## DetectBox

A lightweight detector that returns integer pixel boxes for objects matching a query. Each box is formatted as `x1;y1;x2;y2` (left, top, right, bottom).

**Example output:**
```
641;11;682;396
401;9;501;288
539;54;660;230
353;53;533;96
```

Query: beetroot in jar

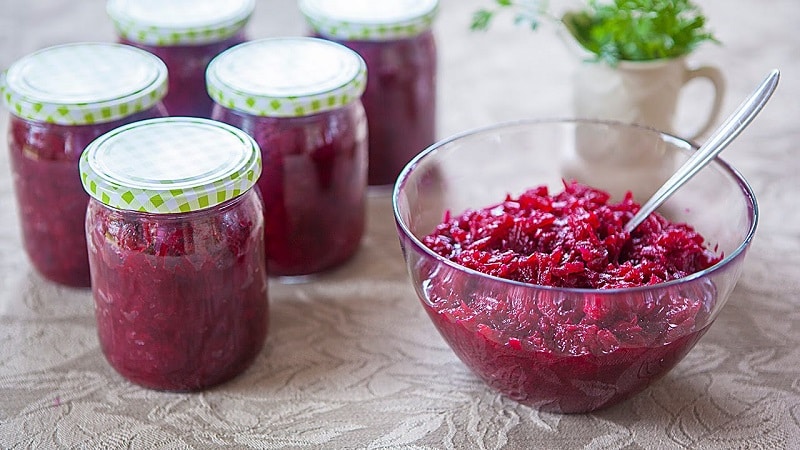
299;0;439;186
80;117;268;391
207;37;368;277
419;181;723;413
107;0;255;118
0;43;168;287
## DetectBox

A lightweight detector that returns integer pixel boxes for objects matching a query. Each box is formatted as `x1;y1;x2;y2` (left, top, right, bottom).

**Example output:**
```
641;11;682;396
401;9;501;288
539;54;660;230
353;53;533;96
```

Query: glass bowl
392;119;757;413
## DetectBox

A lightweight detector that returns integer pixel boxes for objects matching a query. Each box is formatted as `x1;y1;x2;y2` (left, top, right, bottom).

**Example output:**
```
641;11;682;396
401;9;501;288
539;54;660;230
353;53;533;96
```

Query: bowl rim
392;118;759;294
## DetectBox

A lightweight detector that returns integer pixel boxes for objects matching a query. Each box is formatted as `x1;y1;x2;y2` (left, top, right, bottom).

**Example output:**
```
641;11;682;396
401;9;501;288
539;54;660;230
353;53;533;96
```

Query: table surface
1;0;798;448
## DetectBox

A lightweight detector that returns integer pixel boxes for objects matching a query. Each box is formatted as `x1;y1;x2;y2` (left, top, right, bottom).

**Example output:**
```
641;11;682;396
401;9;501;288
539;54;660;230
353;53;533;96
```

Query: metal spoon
624;69;781;233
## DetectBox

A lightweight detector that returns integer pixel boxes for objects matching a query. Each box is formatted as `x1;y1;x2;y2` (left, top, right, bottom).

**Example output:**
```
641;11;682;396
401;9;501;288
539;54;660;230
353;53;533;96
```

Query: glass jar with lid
207;37;368;278
81;117;268;391
299;0;439;187
0;42;168;287
106;0;255;118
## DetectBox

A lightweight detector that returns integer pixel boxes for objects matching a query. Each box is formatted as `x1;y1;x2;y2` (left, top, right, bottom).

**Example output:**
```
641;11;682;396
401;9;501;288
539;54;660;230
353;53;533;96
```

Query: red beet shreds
422;181;722;289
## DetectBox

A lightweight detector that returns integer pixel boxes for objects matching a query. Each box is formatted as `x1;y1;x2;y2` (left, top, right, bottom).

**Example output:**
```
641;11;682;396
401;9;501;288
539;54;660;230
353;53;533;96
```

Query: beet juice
299;0;439;186
1;42;167;287
208;37;368;277
420;181;722;412
81;118;268;391
106;0;255;118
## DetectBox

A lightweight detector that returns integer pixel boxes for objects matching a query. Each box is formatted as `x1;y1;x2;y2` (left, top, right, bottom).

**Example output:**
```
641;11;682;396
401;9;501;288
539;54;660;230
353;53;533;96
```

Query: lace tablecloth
2;0;799;448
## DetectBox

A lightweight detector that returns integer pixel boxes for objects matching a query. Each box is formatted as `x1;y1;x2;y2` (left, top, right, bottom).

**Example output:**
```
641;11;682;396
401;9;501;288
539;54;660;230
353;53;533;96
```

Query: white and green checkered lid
80;117;261;214
107;0;255;46
0;43;167;125
298;0;439;41
206;37;367;118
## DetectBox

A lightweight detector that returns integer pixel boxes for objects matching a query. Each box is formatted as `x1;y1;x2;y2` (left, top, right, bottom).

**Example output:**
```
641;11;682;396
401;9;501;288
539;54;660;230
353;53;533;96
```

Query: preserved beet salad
80;118;268;392
107;0;255;118
208;37;368;277
0;42;168;287
420;181;722;413
299;0;439;186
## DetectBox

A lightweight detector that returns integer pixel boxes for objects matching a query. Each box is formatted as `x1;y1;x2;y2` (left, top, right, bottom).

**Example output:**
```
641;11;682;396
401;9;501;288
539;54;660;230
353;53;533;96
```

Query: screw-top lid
80;117;261;214
107;0;255;46
0;43;167;125
298;0;439;41
206;37;367;118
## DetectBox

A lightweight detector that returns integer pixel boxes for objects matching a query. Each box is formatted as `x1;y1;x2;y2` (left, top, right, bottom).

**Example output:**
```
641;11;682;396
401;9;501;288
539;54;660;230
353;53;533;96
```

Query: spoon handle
624;69;781;233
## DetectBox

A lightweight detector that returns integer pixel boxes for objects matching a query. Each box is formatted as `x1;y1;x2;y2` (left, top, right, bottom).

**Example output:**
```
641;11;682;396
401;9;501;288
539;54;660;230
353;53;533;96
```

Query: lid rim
0;43;168;125
106;0;256;45
298;0;439;41
80;117;262;214
206;37;367;118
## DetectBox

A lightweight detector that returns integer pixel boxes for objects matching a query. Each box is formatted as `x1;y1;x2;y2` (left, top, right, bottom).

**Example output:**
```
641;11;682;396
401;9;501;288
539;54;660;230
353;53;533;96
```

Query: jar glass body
121;32;245;118
212;102;368;277
85;188;268;391
323;30;437;186
7;106;166;287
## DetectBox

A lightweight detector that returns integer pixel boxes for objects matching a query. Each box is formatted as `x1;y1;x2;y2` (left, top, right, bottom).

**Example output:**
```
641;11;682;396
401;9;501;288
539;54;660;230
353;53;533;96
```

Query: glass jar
80;117;268;391
299;0;439;187
0;42;168;287
207;37;368;277
107;0;255;118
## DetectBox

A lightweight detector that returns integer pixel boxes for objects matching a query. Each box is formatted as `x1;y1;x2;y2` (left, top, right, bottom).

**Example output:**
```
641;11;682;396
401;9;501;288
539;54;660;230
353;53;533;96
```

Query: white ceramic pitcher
564;57;725;201
573;56;725;141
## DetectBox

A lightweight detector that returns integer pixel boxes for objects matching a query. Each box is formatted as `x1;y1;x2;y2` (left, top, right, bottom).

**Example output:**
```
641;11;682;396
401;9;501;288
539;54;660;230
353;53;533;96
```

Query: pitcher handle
685;65;726;141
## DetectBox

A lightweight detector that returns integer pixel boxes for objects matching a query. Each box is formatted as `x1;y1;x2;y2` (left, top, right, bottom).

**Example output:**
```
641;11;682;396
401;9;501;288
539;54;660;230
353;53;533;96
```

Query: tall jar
106;0;255;118
0;42;168;287
207;37;368;278
80;117;268;392
299;0;439;187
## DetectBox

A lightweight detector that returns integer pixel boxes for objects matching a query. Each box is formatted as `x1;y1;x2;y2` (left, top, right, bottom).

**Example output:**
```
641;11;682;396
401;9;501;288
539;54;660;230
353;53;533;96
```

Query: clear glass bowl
392;119;758;413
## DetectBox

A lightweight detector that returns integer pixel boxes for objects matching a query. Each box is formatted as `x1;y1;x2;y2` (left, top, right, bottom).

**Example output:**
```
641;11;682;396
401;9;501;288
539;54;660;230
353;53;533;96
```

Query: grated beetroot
320;31;437;186
212;103;367;277
121;34;244;118
7;109;162;287
86;191;268;391
423;181;721;289
419;181;722;412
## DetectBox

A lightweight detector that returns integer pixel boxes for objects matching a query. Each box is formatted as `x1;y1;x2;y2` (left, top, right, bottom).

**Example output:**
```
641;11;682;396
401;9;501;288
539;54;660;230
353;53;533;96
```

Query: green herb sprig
471;0;719;65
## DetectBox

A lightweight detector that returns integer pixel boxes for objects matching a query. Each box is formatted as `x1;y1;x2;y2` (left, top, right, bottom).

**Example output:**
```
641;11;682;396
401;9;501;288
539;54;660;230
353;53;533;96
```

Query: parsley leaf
471;0;719;65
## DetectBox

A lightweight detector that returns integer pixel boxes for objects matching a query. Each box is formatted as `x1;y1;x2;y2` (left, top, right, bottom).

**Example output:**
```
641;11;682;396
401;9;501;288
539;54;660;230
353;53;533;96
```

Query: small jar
299;0;439;186
80;117;268;392
107;0;255;118
207;37;368;277
0;42;168;287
